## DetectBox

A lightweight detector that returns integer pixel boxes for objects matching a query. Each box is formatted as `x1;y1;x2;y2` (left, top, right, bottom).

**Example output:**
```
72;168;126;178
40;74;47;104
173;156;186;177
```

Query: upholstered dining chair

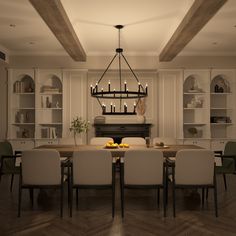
121;137;146;145
172;149;217;217
0;141;21;192
120;149;166;217
18;149;65;217
215;141;236;190
70;150;115;217
90;137;114;145
153;137;177;146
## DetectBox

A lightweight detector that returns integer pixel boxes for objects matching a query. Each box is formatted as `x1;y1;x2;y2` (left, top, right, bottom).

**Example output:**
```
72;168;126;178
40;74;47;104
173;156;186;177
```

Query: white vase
136;115;145;124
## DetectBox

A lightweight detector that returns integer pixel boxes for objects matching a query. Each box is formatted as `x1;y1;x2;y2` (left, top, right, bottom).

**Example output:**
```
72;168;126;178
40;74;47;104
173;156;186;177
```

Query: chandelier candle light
90;25;148;115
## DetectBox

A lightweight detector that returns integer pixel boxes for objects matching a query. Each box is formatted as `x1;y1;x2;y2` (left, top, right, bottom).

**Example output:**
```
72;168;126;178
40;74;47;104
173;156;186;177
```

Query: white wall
0;63;7;140
8;55;236;69
0;55;235;141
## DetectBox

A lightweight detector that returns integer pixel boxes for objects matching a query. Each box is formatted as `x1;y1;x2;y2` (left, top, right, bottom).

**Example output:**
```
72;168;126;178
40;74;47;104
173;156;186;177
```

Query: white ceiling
0;0;235;57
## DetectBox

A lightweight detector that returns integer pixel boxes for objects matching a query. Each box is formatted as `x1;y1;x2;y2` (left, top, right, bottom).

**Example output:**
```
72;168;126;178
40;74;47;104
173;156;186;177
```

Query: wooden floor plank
0;174;236;235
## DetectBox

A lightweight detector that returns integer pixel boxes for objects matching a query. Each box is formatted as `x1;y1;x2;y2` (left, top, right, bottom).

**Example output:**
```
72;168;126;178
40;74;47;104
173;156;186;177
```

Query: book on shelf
42;86;60;93
14;81;25;93
41;127;57;139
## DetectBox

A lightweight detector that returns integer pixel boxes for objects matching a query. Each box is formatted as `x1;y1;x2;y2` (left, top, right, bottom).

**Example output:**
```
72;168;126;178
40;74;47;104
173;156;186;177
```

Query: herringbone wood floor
0;174;236;236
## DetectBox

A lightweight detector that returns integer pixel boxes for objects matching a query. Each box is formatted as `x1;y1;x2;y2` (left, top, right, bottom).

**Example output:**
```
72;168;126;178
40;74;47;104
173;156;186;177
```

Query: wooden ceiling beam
159;0;227;62
29;0;86;61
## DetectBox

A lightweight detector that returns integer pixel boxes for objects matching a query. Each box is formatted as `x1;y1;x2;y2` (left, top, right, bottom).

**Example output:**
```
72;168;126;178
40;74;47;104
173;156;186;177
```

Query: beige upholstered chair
121;137;146;145
120;150;166;217
172;149;217;217
70;150;115;217
18;149;65;217
90;137;114;145
153;137;176;146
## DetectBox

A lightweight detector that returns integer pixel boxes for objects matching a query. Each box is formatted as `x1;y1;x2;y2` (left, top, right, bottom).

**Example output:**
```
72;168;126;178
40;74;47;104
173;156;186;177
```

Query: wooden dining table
36;144;202;158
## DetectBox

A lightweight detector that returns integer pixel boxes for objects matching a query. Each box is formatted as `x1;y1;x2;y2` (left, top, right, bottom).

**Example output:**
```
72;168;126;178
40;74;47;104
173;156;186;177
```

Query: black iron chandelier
90;25;148;115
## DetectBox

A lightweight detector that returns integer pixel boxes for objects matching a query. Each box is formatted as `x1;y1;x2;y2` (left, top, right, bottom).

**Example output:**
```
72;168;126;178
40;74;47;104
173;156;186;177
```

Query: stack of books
42;86;60;93
14;81;25;93
41;127;57;139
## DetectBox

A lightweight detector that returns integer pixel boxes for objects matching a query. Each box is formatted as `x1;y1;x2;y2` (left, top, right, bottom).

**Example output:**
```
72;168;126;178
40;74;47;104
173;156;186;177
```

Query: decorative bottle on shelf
214;84;219;93
46;97;50;108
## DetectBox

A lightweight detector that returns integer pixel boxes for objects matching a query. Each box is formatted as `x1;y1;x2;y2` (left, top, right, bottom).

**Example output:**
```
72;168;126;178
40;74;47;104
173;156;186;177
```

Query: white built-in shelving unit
7;69;63;150
180;69;236;150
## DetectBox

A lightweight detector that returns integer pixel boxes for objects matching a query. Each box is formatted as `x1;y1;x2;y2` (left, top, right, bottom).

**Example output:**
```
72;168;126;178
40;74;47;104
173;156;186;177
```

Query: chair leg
165;167;169;206
60;184;63;218
206;188;209;200
10;174;14;192
157;187;160;207
163;185;166;217
120;163;124;218
70;187;73;217
223;174;227;191
214;172;218;217
76;188;79;209
201;188;205;207
112;163;115;218
29;188;34;207
112;184;115;218
173;184;176;217
18;175;22;217
214;186;218;217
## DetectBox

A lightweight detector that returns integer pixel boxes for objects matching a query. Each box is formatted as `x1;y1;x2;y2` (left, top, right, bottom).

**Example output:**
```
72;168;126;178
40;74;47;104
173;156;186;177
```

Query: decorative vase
73;133;78;146
136;115;145;124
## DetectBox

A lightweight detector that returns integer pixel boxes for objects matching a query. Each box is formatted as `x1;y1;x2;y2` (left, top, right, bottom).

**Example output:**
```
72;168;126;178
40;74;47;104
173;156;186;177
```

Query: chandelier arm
96;97;103;108
97;53;118;84
118;52;122;112
121;53;145;91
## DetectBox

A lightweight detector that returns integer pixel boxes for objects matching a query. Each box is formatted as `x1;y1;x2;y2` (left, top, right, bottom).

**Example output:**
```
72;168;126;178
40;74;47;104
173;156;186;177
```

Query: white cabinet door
35;139;59;147
158;70;183;138
10;140;35;151
184;139;211;149
211;140;230;151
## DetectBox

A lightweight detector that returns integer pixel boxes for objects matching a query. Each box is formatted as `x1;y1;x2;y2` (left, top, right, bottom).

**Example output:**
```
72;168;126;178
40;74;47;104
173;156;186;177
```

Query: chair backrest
153;137;176;145
0;141;15;173
121;137;146;145
90;137;114;145
73;150;113;185
0;141;13;157
175;149;215;185
124;150;164;185
224;141;236;156
21;149;61;185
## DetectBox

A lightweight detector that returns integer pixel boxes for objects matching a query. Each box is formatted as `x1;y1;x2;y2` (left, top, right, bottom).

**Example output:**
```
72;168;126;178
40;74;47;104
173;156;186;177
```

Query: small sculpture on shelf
213;76;230;93
22;129;29;138
188;77;202;93
46;97;51;108
136;98;146;123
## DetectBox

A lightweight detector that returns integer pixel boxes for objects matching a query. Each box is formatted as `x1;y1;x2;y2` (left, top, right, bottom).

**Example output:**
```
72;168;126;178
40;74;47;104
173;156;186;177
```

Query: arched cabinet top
210;74;230;93
14;74;35;93
183;74;205;93
40;74;62;93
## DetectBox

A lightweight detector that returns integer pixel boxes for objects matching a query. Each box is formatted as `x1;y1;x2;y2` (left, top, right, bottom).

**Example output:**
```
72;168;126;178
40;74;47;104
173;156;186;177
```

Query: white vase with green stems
69;116;90;146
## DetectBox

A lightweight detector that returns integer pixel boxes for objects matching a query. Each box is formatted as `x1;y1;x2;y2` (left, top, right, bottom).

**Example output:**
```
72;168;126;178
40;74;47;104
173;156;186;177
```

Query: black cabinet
94;123;152;143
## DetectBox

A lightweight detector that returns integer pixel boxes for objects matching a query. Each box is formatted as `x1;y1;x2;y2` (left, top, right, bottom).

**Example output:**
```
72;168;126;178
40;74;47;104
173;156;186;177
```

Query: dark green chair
215;141;236;190
0;141;21;191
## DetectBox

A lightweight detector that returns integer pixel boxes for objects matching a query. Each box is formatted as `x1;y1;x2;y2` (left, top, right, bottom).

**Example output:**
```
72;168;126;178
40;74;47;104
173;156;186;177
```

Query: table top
36;144;202;158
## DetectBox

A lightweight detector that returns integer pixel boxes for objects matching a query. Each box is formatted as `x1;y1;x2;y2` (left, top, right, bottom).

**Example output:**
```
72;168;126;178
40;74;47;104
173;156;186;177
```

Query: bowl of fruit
105;140;119;149
119;143;129;148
